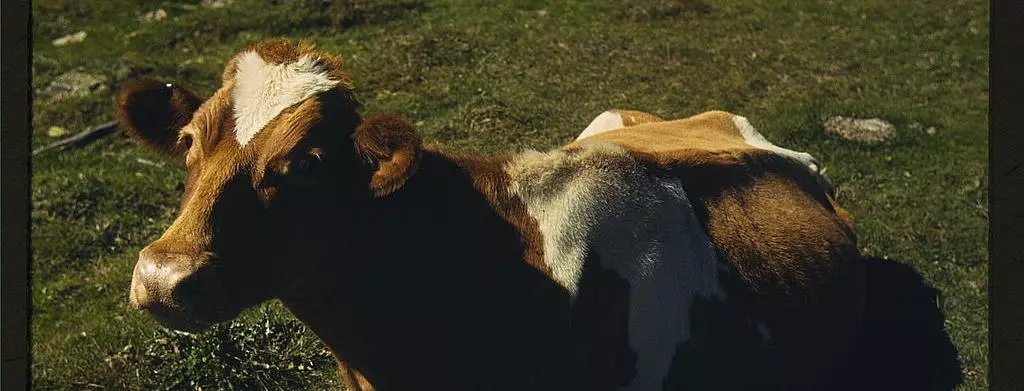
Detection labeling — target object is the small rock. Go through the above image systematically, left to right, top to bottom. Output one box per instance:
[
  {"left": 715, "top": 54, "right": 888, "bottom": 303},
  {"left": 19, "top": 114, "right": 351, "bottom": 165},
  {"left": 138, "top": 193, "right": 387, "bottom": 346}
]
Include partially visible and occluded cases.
[
  {"left": 201, "top": 0, "right": 233, "bottom": 8},
  {"left": 139, "top": 9, "right": 167, "bottom": 22},
  {"left": 52, "top": 31, "right": 87, "bottom": 47},
  {"left": 38, "top": 71, "right": 108, "bottom": 100},
  {"left": 823, "top": 116, "right": 895, "bottom": 144},
  {"left": 47, "top": 126, "right": 69, "bottom": 138},
  {"left": 926, "top": 126, "right": 937, "bottom": 135}
]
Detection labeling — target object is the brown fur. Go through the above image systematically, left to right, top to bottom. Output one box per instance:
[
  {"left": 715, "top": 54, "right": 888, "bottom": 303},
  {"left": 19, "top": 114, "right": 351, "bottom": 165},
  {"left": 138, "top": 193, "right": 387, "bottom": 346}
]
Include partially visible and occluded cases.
[
  {"left": 570, "top": 111, "right": 759, "bottom": 159},
  {"left": 352, "top": 115, "right": 423, "bottom": 197},
  {"left": 447, "top": 153, "right": 550, "bottom": 274},
  {"left": 669, "top": 157, "right": 863, "bottom": 385},
  {"left": 339, "top": 361, "right": 374, "bottom": 391}
]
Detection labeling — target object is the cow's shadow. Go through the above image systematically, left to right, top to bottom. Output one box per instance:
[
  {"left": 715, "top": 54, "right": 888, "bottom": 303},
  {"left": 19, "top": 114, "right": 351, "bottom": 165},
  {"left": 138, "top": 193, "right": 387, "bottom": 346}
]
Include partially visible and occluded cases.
[
  {"left": 833, "top": 255, "right": 964, "bottom": 390},
  {"left": 663, "top": 256, "right": 963, "bottom": 390}
]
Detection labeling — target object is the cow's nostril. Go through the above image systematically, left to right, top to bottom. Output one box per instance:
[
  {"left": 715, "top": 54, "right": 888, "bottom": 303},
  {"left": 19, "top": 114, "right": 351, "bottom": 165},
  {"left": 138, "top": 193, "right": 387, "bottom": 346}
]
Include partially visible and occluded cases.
[
  {"left": 131, "top": 247, "right": 205, "bottom": 309},
  {"left": 173, "top": 270, "right": 213, "bottom": 307}
]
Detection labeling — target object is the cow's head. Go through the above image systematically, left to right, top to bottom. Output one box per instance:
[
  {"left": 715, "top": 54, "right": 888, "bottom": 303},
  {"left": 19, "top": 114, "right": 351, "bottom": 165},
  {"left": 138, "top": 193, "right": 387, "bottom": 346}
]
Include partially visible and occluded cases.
[{"left": 121, "top": 40, "right": 422, "bottom": 331}]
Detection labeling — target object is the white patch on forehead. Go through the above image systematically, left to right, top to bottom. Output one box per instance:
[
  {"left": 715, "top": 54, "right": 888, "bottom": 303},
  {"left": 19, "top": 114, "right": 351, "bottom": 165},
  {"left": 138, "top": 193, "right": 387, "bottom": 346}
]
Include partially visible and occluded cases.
[
  {"left": 231, "top": 51, "right": 339, "bottom": 146},
  {"left": 576, "top": 111, "right": 625, "bottom": 141},
  {"left": 733, "top": 115, "right": 820, "bottom": 173},
  {"left": 507, "top": 141, "right": 724, "bottom": 390}
]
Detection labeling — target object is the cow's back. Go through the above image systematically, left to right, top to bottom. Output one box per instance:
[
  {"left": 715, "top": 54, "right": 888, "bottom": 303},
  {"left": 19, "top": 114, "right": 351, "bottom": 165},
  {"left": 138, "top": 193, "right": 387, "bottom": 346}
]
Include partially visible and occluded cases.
[{"left": 566, "top": 111, "right": 865, "bottom": 388}]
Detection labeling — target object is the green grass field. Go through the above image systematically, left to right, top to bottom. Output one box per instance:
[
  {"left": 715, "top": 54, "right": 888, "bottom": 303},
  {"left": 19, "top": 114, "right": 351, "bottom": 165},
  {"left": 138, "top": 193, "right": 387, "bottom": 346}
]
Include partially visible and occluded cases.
[{"left": 31, "top": 0, "right": 988, "bottom": 389}]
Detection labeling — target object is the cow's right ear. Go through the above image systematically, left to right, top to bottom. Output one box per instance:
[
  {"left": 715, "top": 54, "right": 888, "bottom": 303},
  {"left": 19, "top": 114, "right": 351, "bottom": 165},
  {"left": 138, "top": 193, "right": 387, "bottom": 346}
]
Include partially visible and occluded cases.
[
  {"left": 116, "top": 78, "right": 203, "bottom": 156},
  {"left": 352, "top": 114, "right": 422, "bottom": 197}
]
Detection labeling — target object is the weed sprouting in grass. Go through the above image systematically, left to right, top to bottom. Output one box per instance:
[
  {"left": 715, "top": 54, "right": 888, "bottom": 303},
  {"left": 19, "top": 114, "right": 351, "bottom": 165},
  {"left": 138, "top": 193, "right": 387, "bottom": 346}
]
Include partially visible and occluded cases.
[{"left": 125, "top": 309, "right": 336, "bottom": 391}]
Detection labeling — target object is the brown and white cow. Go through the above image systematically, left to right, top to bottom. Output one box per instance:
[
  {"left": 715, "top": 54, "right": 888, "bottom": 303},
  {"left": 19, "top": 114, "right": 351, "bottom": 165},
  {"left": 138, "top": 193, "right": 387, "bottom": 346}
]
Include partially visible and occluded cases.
[{"left": 120, "top": 40, "right": 864, "bottom": 390}]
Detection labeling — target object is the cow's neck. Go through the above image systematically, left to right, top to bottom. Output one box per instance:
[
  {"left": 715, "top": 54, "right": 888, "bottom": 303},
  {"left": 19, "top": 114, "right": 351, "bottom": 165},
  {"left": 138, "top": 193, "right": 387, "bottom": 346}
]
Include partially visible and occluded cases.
[
  {"left": 282, "top": 148, "right": 572, "bottom": 388},
  {"left": 349, "top": 149, "right": 547, "bottom": 272}
]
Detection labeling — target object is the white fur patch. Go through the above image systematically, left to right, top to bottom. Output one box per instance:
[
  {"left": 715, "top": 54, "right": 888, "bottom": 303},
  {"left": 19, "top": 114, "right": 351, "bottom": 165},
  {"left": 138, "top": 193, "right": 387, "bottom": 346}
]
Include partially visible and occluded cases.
[
  {"left": 231, "top": 51, "right": 339, "bottom": 146},
  {"left": 576, "top": 111, "right": 625, "bottom": 141},
  {"left": 733, "top": 115, "right": 820, "bottom": 172},
  {"left": 507, "top": 141, "right": 724, "bottom": 390}
]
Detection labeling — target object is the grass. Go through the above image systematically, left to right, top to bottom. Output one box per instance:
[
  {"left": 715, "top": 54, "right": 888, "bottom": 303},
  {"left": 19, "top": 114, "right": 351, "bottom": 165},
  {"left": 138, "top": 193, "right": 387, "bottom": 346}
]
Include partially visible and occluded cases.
[{"left": 31, "top": 0, "right": 988, "bottom": 389}]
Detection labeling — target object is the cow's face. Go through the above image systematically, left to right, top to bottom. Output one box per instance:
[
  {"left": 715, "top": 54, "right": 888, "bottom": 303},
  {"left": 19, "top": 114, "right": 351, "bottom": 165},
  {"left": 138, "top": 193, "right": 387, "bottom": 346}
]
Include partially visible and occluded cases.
[{"left": 120, "top": 40, "right": 421, "bottom": 331}]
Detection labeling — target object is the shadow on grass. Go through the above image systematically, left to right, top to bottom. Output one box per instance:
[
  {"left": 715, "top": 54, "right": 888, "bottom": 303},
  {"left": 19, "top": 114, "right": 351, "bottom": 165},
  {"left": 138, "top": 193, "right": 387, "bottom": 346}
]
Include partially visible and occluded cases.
[
  {"left": 664, "top": 255, "right": 963, "bottom": 390},
  {"left": 832, "top": 256, "right": 964, "bottom": 391}
]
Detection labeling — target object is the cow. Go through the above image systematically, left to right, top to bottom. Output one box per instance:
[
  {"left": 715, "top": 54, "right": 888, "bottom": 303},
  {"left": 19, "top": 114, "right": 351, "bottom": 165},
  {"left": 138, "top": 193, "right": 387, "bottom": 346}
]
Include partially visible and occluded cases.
[{"left": 119, "top": 39, "right": 865, "bottom": 391}]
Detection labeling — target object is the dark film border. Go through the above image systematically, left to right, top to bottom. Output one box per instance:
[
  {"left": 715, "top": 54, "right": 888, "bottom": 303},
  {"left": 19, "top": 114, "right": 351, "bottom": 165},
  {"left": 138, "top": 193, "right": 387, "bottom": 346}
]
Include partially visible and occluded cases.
[
  {"left": 1, "top": 0, "right": 32, "bottom": 389},
  {"left": 991, "top": 0, "right": 1024, "bottom": 388}
]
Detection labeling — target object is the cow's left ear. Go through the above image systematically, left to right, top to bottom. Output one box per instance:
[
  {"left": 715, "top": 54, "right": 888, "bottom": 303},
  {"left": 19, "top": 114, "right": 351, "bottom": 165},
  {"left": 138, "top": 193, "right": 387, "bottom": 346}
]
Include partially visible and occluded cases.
[
  {"left": 116, "top": 78, "right": 203, "bottom": 156},
  {"left": 352, "top": 114, "right": 422, "bottom": 197}
]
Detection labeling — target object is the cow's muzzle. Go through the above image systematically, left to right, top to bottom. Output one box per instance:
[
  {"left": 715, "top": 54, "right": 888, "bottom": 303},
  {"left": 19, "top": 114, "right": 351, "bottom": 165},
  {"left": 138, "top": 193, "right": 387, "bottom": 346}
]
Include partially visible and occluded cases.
[{"left": 129, "top": 247, "right": 235, "bottom": 332}]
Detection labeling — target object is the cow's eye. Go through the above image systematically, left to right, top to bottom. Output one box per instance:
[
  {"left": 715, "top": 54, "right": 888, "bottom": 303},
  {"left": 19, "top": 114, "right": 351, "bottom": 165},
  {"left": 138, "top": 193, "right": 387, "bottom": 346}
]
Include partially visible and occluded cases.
[
  {"left": 178, "top": 133, "right": 194, "bottom": 151},
  {"left": 179, "top": 133, "right": 197, "bottom": 166}
]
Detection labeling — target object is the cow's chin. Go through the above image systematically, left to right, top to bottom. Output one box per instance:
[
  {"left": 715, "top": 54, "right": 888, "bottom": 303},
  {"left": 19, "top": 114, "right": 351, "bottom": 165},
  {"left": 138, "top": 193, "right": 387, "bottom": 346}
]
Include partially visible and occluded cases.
[
  {"left": 143, "top": 299, "right": 243, "bottom": 333},
  {"left": 150, "top": 311, "right": 216, "bottom": 333}
]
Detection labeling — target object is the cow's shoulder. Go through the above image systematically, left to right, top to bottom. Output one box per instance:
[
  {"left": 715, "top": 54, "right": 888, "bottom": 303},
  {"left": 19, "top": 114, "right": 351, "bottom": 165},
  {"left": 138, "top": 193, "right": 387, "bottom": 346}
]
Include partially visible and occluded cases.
[{"left": 506, "top": 135, "right": 726, "bottom": 390}]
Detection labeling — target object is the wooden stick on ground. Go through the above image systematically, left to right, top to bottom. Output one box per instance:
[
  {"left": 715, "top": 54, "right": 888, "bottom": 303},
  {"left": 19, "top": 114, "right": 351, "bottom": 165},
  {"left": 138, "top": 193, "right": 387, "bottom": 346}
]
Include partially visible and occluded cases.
[{"left": 32, "top": 120, "right": 119, "bottom": 156}]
